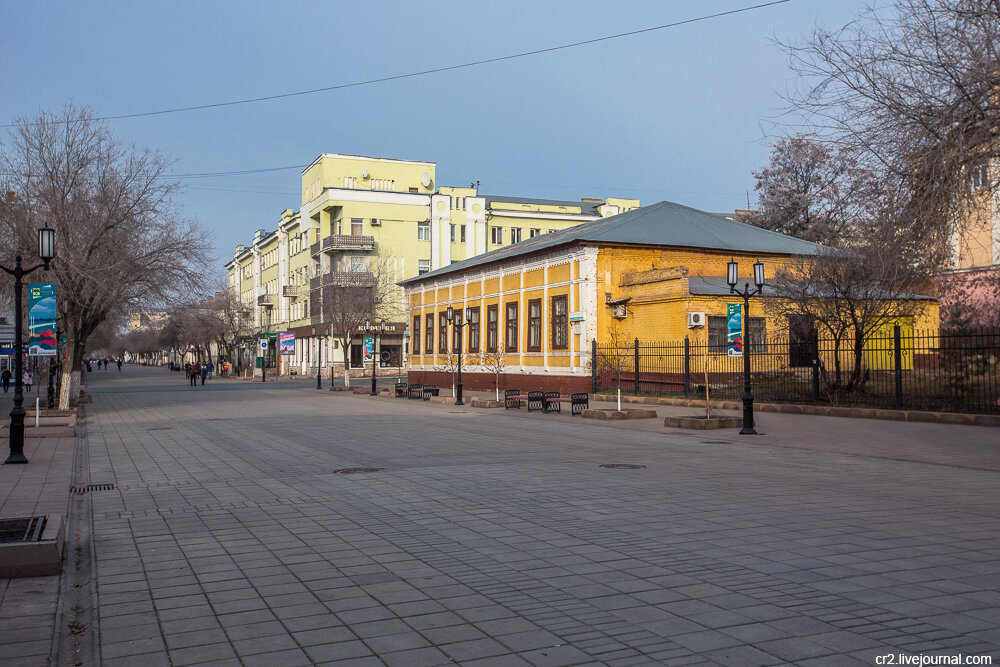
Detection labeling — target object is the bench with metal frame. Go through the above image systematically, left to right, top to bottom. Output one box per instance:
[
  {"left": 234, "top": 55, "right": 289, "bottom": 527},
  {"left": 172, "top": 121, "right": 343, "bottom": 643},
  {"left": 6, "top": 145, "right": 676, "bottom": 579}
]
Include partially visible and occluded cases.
[
  {"left": 394, "top": 382, "right": 408, "bottom": 398},
  {"left": 407, "top": 383, "right": 423, "bottom": 399},
  {"left": 422, "top": 385, "right": 439, "bottom": 400},
  {"left": 504, "top": 389, "right": 522, "bottom": 410},
  {"left": 526, "top": 391, "right": 545, "bottom": 412},
  {"left": 540, "top": 392, "right": 590, "bottom": 416}
]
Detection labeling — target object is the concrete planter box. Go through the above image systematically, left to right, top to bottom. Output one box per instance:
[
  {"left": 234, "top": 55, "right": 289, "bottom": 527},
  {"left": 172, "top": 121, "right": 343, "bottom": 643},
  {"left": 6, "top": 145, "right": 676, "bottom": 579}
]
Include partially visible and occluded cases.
[
  {"left": 470, "top": 399, "right": 504, "bottom": 408},
  {"left": 582, "top": 409, "right": 658, "bottom": 420},
  {"left": 663, "top": 415, "right": 743, "bottom": 429},
  {"left": 0, "top": 514, "right": 64, "bottom": 578}
]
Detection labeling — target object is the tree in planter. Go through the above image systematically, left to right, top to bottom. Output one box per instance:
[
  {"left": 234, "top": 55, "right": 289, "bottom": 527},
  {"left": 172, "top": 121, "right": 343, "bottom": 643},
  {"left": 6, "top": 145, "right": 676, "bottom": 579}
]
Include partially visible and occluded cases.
[
  {"left": 0, "top": 104, "right": 209, "bottom": 408},
  {"left": 595, "top": 321, "right": 631, "bottom": 411},
  {"left": 480, "top": 348, "right": 506, "bottom": 401}
]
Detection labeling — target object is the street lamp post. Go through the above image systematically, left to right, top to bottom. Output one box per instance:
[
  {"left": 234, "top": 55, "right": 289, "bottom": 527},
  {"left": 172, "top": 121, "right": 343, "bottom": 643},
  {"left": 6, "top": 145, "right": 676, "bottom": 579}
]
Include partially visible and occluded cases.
[
  {"left": 1, "top": 225, "right": 56, "bottom": 464},
  {"left": 727, "top": 258, "right": 765, "bottom": 436},
  {"left": 446, "top": 306, "right": 470, "bottom": 406},
  {"left": 365, "top": 319, "right": 386, "bottom": 396},
  {"left": 312, "top": 326, "right": 322, "bottom": 389}
]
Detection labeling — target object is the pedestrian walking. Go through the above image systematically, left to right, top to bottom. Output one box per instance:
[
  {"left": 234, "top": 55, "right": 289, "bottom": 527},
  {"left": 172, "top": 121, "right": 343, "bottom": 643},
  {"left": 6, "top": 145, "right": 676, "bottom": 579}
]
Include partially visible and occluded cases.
[
  {"left": 116, "top": 359, "right": 122, "bottom": 372},
  {"left": 206, "top": 361, "right": 214, "bottom": 379},
  {"left": 187, "top": 363, "right": 198, "bottom": 387},
  {"left": 200, "top": 363, "right": 209, "bottom": 386},
  {"left": 1, "top": 368, "right": 11, "bottom": 392},
  {"left": 23, "top": 370, "right": 32, "bottom": 391}
]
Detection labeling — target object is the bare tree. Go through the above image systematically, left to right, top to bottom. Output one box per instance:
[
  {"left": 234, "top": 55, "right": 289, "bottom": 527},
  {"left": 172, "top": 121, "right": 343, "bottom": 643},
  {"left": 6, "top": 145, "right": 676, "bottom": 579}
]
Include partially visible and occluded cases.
[
  {"left": 781, "top": 0, "right": 1000, "bottom": 267},
  {"left": 0, "top": 104, "right": 210, "bottom": 407},
  {"left": 742, "top": 136, "right": 877, "bottom": 245},
  {"left": 766, "top": 234, "right": 933, "bottom": 393},
  {"left": 323, "top": 255, "right": 402, "bottom": 387},
  {"left": 480, "top": 348, "right": 506, "bottom": 401}
]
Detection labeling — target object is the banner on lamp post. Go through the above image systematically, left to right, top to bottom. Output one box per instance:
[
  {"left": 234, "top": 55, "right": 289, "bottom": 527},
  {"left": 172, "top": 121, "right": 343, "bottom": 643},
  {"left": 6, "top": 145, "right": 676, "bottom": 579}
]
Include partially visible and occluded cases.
[
  {"left": 28, "top": 283, "right": 57, "bottom": 356},
  {"left": 726, "top": 303, "right": 743, "bottom": 357},
  {"left": 278, "top": 332, "right": 295, "bottom": 355},
  {"left": 363, "top": 336, "right": 374, "bottom": 363}
]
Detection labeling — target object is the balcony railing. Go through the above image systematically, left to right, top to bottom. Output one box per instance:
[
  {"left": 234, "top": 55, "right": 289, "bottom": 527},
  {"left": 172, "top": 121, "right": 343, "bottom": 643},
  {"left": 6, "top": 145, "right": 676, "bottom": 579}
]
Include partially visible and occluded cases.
[
  {"left": 325, "top": 234, "right": 375, "bottom": 252},
  {"left": 307, "top": 271, "right": 376, "bottom": 291},
  {"left": 282, "top": 285, "right": 299, "bottom": 298},
  {"left": 257, "top": 294, "right": 274, "bottom": 307}
]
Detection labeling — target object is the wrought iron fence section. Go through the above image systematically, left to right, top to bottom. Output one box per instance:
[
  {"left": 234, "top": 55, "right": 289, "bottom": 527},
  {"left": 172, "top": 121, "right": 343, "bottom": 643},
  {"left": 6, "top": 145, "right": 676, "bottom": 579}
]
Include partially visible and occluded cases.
[{"left": 593, "top": 328, "right": 1000, "bottom": 414}]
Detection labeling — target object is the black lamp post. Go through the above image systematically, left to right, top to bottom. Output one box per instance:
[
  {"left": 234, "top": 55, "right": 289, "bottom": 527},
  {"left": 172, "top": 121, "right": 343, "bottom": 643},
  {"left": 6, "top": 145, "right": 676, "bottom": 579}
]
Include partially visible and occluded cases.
[
  {"left": 2, "top": 225, "right": 56, "bottom": 464},
  {"left": 727, "top": 258, "right": 765, "bottom": 435},
  {"left": 446, "top": 305, "right": 470, "bottom": 406},
  {"left": 366, "top": 319, "right": 386, "bottom": 396},
  {"left": 312, "top": 326, "right": 322, "bottom": 389}
]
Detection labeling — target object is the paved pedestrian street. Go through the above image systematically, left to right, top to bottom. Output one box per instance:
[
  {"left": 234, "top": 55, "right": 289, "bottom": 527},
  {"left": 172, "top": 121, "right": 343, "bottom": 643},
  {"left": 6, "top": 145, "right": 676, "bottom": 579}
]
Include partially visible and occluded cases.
[{"left": 44, "top": 369, "right": 1000, "bottom": 664}]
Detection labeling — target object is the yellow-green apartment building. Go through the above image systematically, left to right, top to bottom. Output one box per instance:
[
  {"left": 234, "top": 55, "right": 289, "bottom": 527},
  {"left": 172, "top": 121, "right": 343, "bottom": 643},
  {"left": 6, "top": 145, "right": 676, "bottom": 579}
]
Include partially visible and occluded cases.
[{"left": 225, "top": 153, "right": 638, "bottom": 376}]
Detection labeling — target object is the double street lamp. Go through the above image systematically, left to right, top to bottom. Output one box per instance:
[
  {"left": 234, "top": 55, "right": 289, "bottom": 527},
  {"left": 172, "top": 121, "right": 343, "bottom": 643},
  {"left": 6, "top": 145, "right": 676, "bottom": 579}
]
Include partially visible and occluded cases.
[
  {"left": 2, "top": 225, "right": 56, "bottom": 464},
  {"left": 727, "top": 258, "right": 765, "bottom": 436},
  {"left": 446, "top": 306, "right": 470, "bottom": 406},
  {"left": 365, "top": 319, "right": 387, "bottom": 396}
]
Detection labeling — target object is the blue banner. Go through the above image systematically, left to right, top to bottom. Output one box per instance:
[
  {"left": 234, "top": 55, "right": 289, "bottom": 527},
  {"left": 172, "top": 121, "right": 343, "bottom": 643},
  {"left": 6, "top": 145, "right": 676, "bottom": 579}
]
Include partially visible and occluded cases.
[
  {"left": 28, "top": 283, "right": 57, "bottom": 356},
  {"left": 727, "top": 303, "right": 743, "bottom": 357}
]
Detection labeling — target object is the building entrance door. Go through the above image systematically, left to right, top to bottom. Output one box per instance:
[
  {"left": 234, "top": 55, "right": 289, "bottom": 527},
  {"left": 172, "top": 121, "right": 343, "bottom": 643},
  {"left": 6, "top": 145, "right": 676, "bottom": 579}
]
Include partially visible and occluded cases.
[{"left": 350, "top": 343, "right": 363, "bottom": 369}]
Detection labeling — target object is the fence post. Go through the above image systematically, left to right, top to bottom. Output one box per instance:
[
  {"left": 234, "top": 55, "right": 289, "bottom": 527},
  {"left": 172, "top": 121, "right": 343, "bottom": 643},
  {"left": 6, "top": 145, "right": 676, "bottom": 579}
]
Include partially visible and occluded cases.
[
  {"left": 893, "top": 325, "right": 903, "bottom": 409},
  {"left": 811, "top": 329, "right": 820, "bottom": 404},
  {"left": 683, "top": 336, "right": 690, "bottom": 396},
  {"left": 634, "top": 337, "right": 640, "bottom": 395},
  {"left": 591, "top": 338, "right": 597, "bottom": 394}
]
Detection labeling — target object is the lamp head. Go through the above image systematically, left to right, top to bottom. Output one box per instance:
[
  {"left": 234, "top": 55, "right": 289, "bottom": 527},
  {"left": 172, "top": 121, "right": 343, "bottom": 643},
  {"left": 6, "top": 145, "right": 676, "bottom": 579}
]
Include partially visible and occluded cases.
[
  {"left": 38, "top": 224, "right": 55, "bottom": 269},
  {"left": 726, "top": 258, "right": 738, "bottom": 288},
  {"left": 753, "top": 259, "right": 765, "bottom": 288},
  {"left": 446, "top": 305, "right": 454, "bottom": 322},
  {"left": 365, "top": 318, "right": 370, "bottom": 330}
]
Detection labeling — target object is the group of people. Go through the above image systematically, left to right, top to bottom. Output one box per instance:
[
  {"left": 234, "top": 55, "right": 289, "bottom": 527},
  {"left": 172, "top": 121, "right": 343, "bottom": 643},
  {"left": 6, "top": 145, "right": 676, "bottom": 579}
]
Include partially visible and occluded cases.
[
  {"left": 85, "top": 357, "right": 122, "bottom": 372},
  {"left": 186, "top": 361, "right": 214, "bottom": 386},
  {"left": 1, "top": 368, "right": 32, "bottom": 393}
]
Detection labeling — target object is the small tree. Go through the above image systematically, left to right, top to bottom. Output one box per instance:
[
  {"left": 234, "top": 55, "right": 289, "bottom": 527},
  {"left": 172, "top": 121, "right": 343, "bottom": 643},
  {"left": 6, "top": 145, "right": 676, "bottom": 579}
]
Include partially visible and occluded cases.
[{"left": 480, "top": 348, "right": 506, "bottom": 400}]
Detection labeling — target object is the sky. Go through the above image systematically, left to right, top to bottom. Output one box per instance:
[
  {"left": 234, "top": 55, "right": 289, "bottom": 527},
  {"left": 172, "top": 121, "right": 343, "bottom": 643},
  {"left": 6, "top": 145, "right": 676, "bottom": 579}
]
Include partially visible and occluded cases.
[{"left": 1, "top": 0, "right": 869, "bottom": 279}]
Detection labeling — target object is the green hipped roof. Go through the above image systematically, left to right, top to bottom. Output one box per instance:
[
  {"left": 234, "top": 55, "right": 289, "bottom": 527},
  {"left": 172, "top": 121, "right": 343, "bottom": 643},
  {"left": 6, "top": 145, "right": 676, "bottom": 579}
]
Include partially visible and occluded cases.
[{"left": 401, "top": 201, "right": 824, "bottom": 285}]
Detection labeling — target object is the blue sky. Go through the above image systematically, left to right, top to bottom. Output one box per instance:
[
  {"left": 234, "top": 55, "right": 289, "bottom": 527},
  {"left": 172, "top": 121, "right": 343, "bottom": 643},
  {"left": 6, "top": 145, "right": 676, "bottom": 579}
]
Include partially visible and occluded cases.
[{"left": 1, "top": 0, "right": 867, "bottom": 278}]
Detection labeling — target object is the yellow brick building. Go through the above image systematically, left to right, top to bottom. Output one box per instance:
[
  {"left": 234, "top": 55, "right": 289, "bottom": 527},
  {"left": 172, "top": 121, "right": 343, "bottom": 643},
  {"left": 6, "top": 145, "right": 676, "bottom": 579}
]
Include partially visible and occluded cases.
[
  {"left": 226, "top": 153, "right": 638, "bottom": 377},
  {"left": 402, "top": 201, "right": 939, "bottom": 392}
]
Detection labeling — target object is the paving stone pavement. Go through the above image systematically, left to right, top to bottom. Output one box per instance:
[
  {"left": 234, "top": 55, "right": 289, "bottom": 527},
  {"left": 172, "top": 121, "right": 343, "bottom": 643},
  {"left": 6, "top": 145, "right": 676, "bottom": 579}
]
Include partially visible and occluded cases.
[{"left": 44, "top": 368, "right": 1000, "bottom": 664}]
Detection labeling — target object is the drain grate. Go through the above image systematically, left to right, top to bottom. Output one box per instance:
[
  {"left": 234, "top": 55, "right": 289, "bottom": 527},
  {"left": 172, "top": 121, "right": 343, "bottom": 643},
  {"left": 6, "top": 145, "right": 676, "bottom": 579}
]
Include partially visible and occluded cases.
[
  {"left": 147, "top": 427, "right": 174, "bottom": 431},
  {"left": 701, "top": 440, "right": 729, "bottom": 445},
  {"left": 599, "top": 464, "right": 646, "bottom": 470},
  {"left": 333, "top": 467, "right": 384, "bottom": 475},
  {"left": 70, "top": 483, "right": 117, "bottom": 494},
  {"left": 0, "top": 516, "right": 46, "bottom": 543}
]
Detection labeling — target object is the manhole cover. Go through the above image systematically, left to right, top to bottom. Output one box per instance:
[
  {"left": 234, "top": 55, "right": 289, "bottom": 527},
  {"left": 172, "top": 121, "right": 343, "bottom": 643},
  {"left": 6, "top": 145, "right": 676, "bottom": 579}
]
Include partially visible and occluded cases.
[
  {"left": 599, "top": 464, "right": 646, "bottom": 470},
  {"left": 333, "top": 467, "right": 384, "bottom": 475},
  {"left": 70, "top": 483, "right": 117, "bottom": 494},
  {"left": 0, "top": 516, "right": 46, "bottom": 543}
]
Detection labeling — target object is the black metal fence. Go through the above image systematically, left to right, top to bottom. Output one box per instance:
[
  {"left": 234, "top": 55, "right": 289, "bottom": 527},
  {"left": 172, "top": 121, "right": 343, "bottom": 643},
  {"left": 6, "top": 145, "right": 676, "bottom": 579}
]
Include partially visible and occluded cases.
[{"left": 592, "top": 328, "right": 1000, "bottom": 414}]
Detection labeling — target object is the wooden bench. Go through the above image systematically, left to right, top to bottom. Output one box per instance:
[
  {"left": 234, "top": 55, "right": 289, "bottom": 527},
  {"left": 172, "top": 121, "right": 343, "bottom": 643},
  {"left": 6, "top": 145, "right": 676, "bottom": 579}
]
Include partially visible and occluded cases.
[
  {"left": 394, "top": 382, "right": 408, "bottom": 398},
  {"left": 407, "top": 383, "right": 423, "bottom": 399},
  {"left": 422, "top": 385, "right": 439, "bottom": 400},
  {"left": 541, "top": 392, "right": 589, "bottom": 416}
]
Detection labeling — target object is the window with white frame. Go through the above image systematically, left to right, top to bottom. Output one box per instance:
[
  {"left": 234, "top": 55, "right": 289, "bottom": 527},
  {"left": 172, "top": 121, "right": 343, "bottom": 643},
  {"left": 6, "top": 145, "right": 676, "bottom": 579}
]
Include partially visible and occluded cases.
[
  {"left": 417, "top": 221, "right": 430, "bottom": 241},
  {"left": 450, "top": 224, "right": 456, "bottom": 243},
  {"left": 490, "top": 226, "right": 503, "bottom": 245},
  {"left": 510, "top": 228, "right": 522, "bottom": 244},
  {"left": 530, "top": 228, "right": 541, "bottom": 238},
  {"left": 418, "top": 259, "right": 431, "bottom": 275}
]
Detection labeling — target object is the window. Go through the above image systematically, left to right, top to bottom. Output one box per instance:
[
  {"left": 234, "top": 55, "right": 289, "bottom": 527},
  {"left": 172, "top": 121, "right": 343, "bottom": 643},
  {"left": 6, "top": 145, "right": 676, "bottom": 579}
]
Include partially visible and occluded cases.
[
  {"left": 970, "top": 161, "right": 989, "bottom": 190},
  {"left": 409, "top": 187, "right": 419, "bottom": 193},
  {"left": 351, "top": 218, "right": 363, "bottom": 236},
  {"left": 417, "top": 221, "right": 430, "bottom": 241},
  {"left": 450, "top": 224, "right": 456, "bottom": 243},
  {"left": 460, "top": 225, "right": 466, "bottom": 243},
  {"left": 490, "top": 226, "right": 503, "bottom": 245},
  {"left": 510, "top": 228, "right": 522, "bottom": 244},
  {"left": 530, "top": 228, "right": 541, "bottom": 238},
  {"left": 349, "top": 256, "right": 366, "bottom": 272},
  {"left": 418, "top": 259, "right": 431, "bottom": 275},
  {"left": 551, "top": 295, "right": 568, "bottom": 349},
  {"left": 527, "top": 299, "right": 542, "bottom": 351},
  {"left": 505, "top": 302, "right": 518, "bottom": 352},
  {"left": 486, "top": 305, "right": 498, "bottom": 352},
  {"left": 468, "top": 307, "right": 480, "bottom": 353},
  {"left": 452, "top": 310, "right": 462, "bottom": 352},
  {"left": 439, "top": 312, "right": 448, "bottom": 354},
  {"left": 425, "top": 314, "right": 434, "bottom": 354},
  {"left": 788, "top": 314, "right": 815, "bottom": 368},
  {"left": 708, "top": 315, "right": 765, "bottom": 354},
  {"left": 412, "top": 316, "right": 421, "bottom": 355}
]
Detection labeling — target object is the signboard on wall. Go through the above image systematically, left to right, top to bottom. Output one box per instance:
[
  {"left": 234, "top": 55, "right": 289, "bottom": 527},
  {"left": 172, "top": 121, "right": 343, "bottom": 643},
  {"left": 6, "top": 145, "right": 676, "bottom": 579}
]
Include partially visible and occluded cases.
[
  {"left": 28, "top": 283, "right": 57, "bottom": 356},
  {"left": 727, "top": 303, "right": 743, "bottom": 357},
  {"left": 278, "top": 332, "right": 295, "bottom": 355}
]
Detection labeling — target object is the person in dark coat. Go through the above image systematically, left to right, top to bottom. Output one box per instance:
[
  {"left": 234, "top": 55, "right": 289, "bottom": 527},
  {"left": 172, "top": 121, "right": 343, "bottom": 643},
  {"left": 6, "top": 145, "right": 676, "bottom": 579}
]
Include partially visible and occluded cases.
[
  {"left": 199, "top": 363, "right": 209, "bottom": 386},
  {"left": 1, "top": 368, "right": 11, "bottom": 392}
]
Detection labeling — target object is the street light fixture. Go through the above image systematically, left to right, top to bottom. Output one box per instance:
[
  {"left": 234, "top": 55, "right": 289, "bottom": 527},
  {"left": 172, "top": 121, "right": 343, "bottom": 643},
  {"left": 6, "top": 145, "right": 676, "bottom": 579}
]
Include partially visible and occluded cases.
[
  {"left": 2, "top": 224, "right": 56, "bottom": 464},
  {"left": 727, "top": 258, "right": 765, "bottom": 436},
  {"left": 446, "top": 305, "right": 471, "bottom": 406},
  {"left": 312, "top": 326, "right": 322, "bottom": 389}
]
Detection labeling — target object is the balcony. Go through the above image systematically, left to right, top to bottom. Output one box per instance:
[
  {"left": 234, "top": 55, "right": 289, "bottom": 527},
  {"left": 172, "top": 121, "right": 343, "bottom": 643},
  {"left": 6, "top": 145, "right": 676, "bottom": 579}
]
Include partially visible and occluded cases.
[
  {"left": 311, "top": 235, "right": 376, "bottom": 255},
  {"left": 282, "top": 285, "right": 299, "bottom": 298},
  {"left": 257, "top": 294, "right": 274, "bottom": 307}
]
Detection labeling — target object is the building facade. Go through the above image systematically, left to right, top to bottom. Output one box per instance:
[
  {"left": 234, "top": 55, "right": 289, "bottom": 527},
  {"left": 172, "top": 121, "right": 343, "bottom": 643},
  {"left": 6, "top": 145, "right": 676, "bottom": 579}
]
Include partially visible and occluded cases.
[
  {"left": 225, "top": 153, "right": 638, "bottom": 377},
  {"left": 402, "top": 201, "right": 940, "bottom": 393}
]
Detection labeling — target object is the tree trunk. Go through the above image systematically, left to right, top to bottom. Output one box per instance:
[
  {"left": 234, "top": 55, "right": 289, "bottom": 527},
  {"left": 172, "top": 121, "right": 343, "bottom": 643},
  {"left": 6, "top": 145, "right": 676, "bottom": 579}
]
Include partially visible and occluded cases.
[{"left": 58, "top": 337, "right": 85, "bottom": 409}]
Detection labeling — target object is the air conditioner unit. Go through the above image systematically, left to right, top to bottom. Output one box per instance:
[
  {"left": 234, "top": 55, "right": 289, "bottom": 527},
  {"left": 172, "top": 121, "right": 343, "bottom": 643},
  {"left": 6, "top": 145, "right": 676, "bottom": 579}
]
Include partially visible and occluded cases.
[
  {"left": 370, "top": 218, "right": 381, "bottom": 226},
  {"left": 611, "top": 304, "right": 628, "bottom": 319},
  {"left": 687, "top": 312, "right": 706, "bottom": 328}
]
